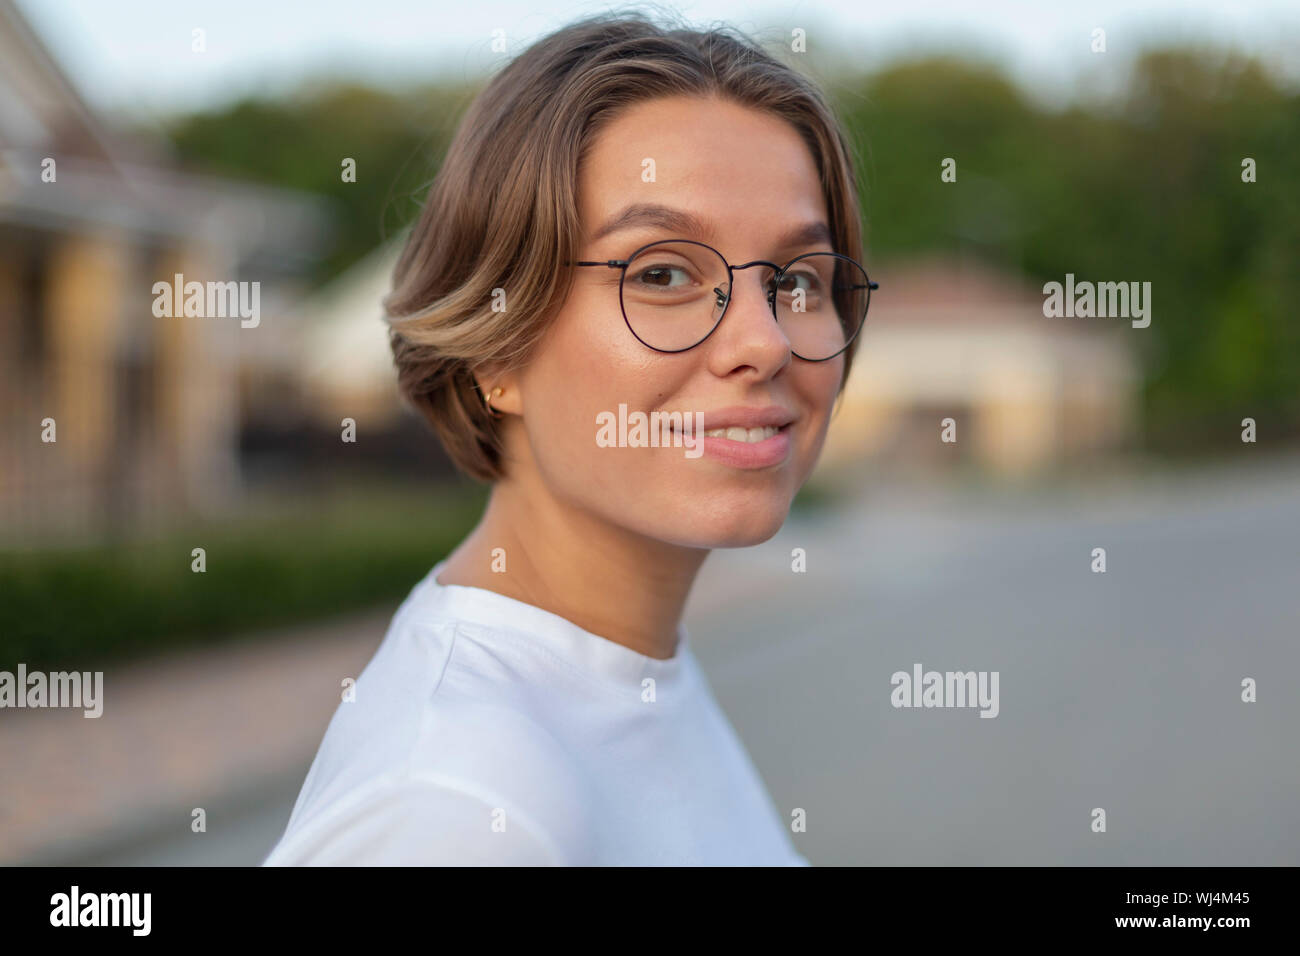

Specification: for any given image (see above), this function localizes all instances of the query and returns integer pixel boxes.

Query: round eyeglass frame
[569,238,878,362]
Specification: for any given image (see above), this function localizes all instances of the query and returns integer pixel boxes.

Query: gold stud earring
[484,385,504,419]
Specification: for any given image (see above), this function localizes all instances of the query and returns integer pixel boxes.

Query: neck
[436,473,708,660]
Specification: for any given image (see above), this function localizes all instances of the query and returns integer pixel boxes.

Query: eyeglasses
[569,238,878,362]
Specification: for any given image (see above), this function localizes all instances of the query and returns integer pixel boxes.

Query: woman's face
[509,94,845,549]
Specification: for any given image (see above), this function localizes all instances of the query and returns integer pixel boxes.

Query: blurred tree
[165,82,479,283]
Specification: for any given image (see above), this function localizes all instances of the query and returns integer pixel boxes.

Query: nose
[714,269,773,310]
[706,265,793,376]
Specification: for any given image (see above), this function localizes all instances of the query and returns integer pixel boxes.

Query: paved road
[696,455,1300,865]
[17,453,1300,865]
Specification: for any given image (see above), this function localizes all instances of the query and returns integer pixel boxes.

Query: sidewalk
[0,607,393,864]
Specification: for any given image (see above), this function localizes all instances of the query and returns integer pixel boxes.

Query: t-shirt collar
[417,561,691,692]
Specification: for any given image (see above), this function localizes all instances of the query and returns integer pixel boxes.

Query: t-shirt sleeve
[262,777,563,866]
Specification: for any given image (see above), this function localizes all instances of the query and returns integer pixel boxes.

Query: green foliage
[0,484,486,671]
[164,82,480,283]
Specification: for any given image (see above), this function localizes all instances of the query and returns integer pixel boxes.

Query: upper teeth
[705,426,780,442]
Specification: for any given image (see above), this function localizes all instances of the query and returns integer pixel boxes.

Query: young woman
[264,12,872,866]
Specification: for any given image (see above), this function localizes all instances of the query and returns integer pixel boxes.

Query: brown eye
[629,262,695,291]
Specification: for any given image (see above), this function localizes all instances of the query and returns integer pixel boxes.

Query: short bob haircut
[384,11,864,482]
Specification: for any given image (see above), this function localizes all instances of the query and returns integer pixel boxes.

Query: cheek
[540,283,652,386]
[518,293,662,489]
[793,361,844,469]
[800,359,844,427]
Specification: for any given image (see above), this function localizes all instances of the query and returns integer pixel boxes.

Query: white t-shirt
[261,561,809,866]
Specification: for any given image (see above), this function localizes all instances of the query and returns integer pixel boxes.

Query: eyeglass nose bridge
[715,259,784,312]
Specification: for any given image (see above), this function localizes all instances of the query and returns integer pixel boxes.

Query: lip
[665,405,797,470]
[696,405,797,431]
[697,426,792,469]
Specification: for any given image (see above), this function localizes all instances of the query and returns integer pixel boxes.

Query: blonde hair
[384,11,865,482]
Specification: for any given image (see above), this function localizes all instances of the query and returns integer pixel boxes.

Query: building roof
[0,0,332,267]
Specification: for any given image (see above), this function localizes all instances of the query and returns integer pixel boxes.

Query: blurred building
[232,237,461,487]
[296,240,403,429]
[0,0,331,541]
[822,256,1141,477]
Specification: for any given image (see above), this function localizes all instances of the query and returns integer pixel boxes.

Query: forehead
[577,94,828,247]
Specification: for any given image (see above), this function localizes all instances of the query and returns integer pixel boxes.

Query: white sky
[17,0,1300,117]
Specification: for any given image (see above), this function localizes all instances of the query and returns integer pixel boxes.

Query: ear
[471,363,523,417]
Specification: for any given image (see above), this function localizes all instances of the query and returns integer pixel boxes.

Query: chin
[662,500,790,550]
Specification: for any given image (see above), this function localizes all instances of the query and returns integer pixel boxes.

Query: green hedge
[0,485,485,671]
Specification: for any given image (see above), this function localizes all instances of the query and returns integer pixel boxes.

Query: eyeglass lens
[619,240,869,359]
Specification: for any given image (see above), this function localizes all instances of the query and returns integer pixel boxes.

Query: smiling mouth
[669,423,790,443]
[703,425,783,443]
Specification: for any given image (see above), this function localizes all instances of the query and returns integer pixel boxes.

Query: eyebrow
[589,202,834,256]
